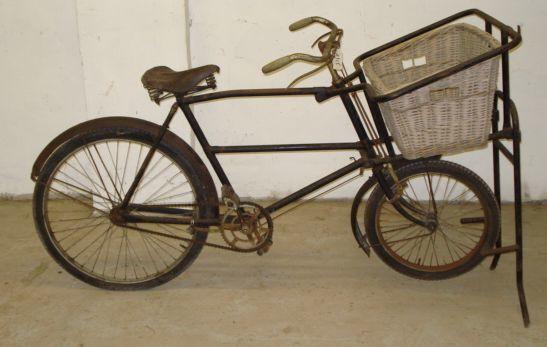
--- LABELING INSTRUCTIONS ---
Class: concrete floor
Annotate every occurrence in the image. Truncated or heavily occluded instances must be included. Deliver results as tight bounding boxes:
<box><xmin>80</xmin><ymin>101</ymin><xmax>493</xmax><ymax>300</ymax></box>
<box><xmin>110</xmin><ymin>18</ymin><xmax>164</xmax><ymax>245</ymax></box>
<box><xmin>0</xmin><ymin>200</ymin><xmax>546</xmax><ymax>346</ymax></box>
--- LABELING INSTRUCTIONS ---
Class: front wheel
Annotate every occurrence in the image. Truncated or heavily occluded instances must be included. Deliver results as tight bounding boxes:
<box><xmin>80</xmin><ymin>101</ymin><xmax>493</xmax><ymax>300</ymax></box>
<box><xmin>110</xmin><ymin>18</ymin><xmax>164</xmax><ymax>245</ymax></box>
<box><xmin>33</xmin><ymin>125</ymin><xmax>213</xmax><ymax>290</ymax></box>
<box><xmin>364</xmin><ymin>160</ymin><xmax>499</xmax><ymax>280</ymax></box>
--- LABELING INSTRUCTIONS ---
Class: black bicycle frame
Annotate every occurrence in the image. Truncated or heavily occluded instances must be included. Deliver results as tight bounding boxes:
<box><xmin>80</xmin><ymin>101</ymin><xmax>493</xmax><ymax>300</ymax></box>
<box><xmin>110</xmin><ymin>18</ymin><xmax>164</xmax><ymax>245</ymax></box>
<box><xmin>177</xmin><ymin>92</ymin><xmax>395</xmax><ymax>215</ymax></box>
<box><xmin>118</xmin><ymin>85</ymin><xmax>399</xmax><ymax>226</ymax></box>
<box><xmin>123</xmin><ymin>8</ymin><xmax>522</xmax><ymax>224</ymax></box>
<box><xmin>118</xmin><ymin>84</ymin><xmax>399</xmax><ymax>227</ymax></box>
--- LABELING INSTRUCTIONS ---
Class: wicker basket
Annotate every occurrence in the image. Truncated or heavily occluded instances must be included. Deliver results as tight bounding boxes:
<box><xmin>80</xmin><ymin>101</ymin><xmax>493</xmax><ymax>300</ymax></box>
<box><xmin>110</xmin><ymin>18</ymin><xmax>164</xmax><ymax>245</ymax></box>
<box><xmin>363</xmin><ymin>23</ymin><xmax>500</xmax><ymax>159</ymax></box>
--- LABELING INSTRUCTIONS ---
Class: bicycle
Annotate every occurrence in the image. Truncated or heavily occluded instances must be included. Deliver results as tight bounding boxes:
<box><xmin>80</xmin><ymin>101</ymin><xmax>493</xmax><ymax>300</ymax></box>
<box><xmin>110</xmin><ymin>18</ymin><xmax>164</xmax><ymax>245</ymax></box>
<box><xmin>31</xmin><ymin>9</ymin><xmax>530</xmax><ymax>326</ymax></box>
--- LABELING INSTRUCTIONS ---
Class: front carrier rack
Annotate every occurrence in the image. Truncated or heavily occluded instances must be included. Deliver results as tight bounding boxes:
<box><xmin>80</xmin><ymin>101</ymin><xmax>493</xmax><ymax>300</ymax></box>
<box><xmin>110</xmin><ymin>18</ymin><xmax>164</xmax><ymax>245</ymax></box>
<box><xmin>348</xmin><ymin>9</ymin><xmax>528</xmax><ymax>326</ymax></box>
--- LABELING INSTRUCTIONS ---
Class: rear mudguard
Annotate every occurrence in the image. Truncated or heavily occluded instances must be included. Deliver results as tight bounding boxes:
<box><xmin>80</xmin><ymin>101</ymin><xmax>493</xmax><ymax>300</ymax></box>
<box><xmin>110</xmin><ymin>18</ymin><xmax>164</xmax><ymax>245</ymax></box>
<box><xmin>31</xmin><ymin>116</ymin><xmax>219</xmax><ymax>219</ymax></box>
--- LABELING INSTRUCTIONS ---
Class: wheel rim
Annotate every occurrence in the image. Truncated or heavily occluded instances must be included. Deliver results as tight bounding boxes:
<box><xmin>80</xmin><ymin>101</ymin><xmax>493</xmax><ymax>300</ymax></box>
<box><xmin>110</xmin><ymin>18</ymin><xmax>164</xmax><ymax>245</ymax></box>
<box><xmin>375</xmin><ymin>171</ymin><xmax>489</xmax><ymax>272</ymax></box>
<box><xmin>42</xmin><ymin>138</ymin><xmax>198</xmax><ymax>284</ymax></box>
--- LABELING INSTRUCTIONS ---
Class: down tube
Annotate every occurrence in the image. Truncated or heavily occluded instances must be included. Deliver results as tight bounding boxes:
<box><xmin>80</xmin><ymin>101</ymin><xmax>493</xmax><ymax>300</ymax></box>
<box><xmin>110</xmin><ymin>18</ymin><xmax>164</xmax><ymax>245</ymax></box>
<box><xmin>265</xmin><ymin>158</ymin><xmax>368</xmax><ymax>214</ymax></box>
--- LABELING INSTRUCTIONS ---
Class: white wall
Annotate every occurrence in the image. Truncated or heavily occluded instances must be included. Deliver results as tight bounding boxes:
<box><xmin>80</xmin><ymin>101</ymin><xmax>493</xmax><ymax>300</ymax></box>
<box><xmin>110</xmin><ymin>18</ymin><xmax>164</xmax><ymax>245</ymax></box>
<box><xmin>188</xmin><ymin>0</ymin><xmax>547</xmax><ymax>201</ymax></box>
<box><xmin>1</xmin><ymin>0</ymin><xmax>546</xmax><ymax>201</ymax></box>
<box><xmin>0</xmin><ymin>0</ymin><xmax>189</xmax><ymax>197</ymax></box>
<box><xmin>0</xmin><ymin>0</ymin><xmax>87</xmax><ymax>196</ymax></box>
<box><xmin>75</xmin><ymin>0</ymin><xmax>189</xmax><ymax>120</ymax></box>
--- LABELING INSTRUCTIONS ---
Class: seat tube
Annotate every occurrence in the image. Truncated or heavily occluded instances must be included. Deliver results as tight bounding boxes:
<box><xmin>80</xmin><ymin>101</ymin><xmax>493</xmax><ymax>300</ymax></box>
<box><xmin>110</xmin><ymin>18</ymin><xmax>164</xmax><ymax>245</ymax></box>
<box><xmin>178</xmin><ymin>101</ymin><xmax>231</xmax><ymax>185</ymax></box>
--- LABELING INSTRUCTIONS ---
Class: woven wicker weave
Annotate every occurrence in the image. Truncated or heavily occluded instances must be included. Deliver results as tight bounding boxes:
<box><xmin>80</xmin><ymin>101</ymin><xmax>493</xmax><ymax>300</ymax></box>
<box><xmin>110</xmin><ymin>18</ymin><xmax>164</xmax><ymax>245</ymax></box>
<box><xmin>363</xmin><ymin>23</ymin><xmax>500</xmax><ymax>159</ymax></box>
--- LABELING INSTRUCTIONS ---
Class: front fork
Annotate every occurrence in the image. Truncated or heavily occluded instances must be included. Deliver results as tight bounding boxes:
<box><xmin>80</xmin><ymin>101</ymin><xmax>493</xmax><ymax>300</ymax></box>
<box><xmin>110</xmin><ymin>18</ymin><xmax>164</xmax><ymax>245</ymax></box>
<box><xmin>372</xmin><ymin>164</ymin><xmax>430</xmax><ymax>228</ymax></box>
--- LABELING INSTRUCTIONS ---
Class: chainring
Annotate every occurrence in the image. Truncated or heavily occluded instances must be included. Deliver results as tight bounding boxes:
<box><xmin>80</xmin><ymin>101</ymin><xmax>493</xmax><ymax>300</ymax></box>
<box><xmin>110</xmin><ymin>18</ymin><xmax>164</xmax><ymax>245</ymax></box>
<box><xmin>220</xmin><ymin>201</ymin><xmax>273</xmax><ymax>253</ymax></box>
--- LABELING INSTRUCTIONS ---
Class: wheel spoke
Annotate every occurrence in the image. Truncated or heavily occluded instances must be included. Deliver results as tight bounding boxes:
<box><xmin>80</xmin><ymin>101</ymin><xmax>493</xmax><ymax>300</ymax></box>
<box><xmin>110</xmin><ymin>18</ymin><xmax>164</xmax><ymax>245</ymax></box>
<box><xmin>84</xmin><ymin>147</ymin><xmax>116</xmax><ymax>205</ymax></box>
<box><xmin>373</xmin><ymin>165</ymin><xmax>491</xmax><ymax>274</ymax></box>
<box><xmin>93</xmin><ymin>144</ymin><xmax>123</xmax><ymax>202</ymax></box>
<box><xmin>40</xmin><ymin>138</ymin><xmax>199</xmax><ymax>285</ymax></box>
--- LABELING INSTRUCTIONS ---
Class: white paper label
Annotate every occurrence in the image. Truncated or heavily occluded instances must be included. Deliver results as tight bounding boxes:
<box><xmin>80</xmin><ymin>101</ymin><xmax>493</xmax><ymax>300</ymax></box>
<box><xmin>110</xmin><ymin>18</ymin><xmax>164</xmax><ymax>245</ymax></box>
<box><xmin>414</xmin><ymin>56</ymin><xmax>427</xmax><ymax>66</ymax></box>
<box><xmin>402</xmin><ymin>59</ymin><xmax>414</xmax><ymax>69</ymax></box>
<box><xmin>402</xmin><ymin>56</ymin><xmax>427</xmax><ymax>70</ymax></box>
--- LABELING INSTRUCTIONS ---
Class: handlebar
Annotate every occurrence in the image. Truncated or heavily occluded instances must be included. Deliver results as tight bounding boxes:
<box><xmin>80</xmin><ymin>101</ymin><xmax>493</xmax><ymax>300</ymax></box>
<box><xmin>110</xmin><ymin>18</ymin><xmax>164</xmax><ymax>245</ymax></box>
<box><xmin>289</xmin><ymin>16</ymin><xmax>337</xmax><ymax>31</ymax></box>
<box><xmin>289</xmin><ymin>17</ymin><xmax>316</xmax><ymax>31</ymax></box>
<box><xmin>262</xmin><ymin>16</ymin><xmax>338</xmax><ymax>74</ymax></box>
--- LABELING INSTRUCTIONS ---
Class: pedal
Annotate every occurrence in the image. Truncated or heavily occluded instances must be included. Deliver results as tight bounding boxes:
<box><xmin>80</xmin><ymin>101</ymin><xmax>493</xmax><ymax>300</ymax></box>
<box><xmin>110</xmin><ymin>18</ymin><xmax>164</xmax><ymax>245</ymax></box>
<box><xmin>257</xmin><ymin>240</ymin><xmax>273</xmax><ymax>256</ymax></box>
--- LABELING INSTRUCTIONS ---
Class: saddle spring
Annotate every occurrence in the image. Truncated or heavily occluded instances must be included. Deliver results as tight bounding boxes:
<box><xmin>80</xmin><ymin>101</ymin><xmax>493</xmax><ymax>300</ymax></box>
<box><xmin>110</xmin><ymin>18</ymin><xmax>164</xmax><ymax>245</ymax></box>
<box><xmin>205</xmin><ymin>74</ymin><xmax>217</xmax><ymax>89</ymax></box>
<box><xmin>186</xmin><ymin>73</ymin><xmax>218</xmax><ymax>94</ymax></box>
<box><xmin>145</xmin><ymin>87</ymin><xmax>172</xmax><ymax>105</ymax></box>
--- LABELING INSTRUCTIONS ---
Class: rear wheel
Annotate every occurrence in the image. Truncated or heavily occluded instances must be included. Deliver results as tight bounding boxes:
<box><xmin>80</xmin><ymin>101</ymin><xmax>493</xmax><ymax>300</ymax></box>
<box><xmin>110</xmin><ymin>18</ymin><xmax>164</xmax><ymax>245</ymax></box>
<box><xmin>33</xmin><ymin>125</ymin><xmax>212</xmax><ymax>290</ymax></box>
<box><xmin>364</xmin><ymin>160</ymin><xmax>499</xmax><ymax>280</ymax></box>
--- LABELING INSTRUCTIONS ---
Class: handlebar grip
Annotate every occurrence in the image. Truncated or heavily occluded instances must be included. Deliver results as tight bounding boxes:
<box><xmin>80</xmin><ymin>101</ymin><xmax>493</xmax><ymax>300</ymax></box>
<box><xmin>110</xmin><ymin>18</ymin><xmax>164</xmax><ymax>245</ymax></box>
<box><xmin>289</xmin><ymin>17</ymin><xmax>315</xmax><ymax>31</ymax></box>
<box><xmin>262</xmin><ymin>55</ymin><xmax>293</xmax><ymax>73</ymax></box>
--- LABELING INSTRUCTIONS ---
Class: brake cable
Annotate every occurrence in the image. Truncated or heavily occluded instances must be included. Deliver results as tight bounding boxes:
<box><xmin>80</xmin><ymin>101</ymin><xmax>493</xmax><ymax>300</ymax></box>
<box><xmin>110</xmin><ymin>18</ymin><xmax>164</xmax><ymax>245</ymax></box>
<box><xmin>287</xmin><ymin>59</ymin><xmax>332</xmax><ymax>88</ymax></box>
<box><xmin>339</xmin><ymin>63</ymin><xmax>404</xmax><ymax>201</ymax></box>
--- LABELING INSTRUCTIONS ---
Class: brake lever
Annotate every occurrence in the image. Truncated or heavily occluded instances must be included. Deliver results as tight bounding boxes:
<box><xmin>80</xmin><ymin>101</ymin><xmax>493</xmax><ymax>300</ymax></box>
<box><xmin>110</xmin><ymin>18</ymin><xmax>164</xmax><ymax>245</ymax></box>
<box><xmin>311</xmin><ymin>31</ymin><xmax>332</xmax><ymax>49</ymax></box>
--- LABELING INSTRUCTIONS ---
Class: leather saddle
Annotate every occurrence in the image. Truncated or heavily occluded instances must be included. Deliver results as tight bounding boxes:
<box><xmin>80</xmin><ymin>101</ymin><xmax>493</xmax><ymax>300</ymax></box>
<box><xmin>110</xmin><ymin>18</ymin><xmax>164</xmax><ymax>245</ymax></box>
<box><xmin>141</xmin><ymin>64</ymin><xmax>220</xmax><ymax>96</ymax></box>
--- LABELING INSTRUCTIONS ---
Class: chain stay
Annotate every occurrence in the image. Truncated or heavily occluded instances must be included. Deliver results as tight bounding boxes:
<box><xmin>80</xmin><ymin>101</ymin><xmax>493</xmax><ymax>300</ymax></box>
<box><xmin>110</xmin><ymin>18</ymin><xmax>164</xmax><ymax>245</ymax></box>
<box><xmin>120</xmin><ymin>202</ymin><xmax>273</xmax><ymax>253</ymax></box>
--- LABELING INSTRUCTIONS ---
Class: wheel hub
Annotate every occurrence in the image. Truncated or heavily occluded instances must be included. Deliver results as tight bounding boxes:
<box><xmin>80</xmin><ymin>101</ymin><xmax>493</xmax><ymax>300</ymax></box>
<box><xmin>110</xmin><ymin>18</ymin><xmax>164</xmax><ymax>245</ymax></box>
<box><xmin>424</xmin><ymin>212</ymin><xmax>438</xmax><ymax>231</ymax></box>
<box><xmin>109</xmin><ymin>206</ymin><xmax>126</xmax><ymax>226</ymax></box>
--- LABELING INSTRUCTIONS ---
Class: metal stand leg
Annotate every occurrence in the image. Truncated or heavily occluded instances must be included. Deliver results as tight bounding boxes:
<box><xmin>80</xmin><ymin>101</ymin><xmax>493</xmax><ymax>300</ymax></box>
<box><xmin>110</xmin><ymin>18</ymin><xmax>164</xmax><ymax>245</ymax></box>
<box><xmin>513</xmin><ymin>131</ymin><xmax>530</xmax><ymax>327</ymax></box>
<box><xmin>488</xmin><ymin>92</ymin><xmax>530</xmax><ymax>327</ymax></box>
<box><xmin>490</xmin><ymin>103</ymin><xmax>502</xmax><ymax>270</ymax></box>
<box><xmin>484</xmin><ymin>23</ymin><xmax>528</xmax><ymax>326</ymax></box>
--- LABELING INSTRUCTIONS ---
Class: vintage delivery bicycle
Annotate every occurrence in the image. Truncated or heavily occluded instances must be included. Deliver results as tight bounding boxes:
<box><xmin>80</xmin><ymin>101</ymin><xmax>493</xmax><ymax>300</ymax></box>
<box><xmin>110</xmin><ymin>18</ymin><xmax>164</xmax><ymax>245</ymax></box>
<box><xmin>30</xmin><ymin>9</ymin><xmax>530</xmax><ymax>325</ymax></box>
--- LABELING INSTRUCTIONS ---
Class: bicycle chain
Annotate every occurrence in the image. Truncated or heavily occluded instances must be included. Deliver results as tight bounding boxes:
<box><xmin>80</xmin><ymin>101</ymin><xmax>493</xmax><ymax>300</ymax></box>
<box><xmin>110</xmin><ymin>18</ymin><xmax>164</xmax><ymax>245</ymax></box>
<box><xmin>122</xmin><ymin>223</ymin><xmax>271</xmax><ymax>253</ymax></box>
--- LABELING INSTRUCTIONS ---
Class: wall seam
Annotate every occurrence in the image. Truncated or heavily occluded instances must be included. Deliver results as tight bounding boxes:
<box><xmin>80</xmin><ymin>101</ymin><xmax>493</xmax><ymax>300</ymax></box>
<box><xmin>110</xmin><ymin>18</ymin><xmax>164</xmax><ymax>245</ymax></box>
<box><xmin>73</xmin><ymin>0</ymin><xmax>89</xmax><ymax>119</ymax></box>
<box><xmin>184</xmin><ymin>0</ymin><xmax>196</xmax><ymax>149</ymax></box>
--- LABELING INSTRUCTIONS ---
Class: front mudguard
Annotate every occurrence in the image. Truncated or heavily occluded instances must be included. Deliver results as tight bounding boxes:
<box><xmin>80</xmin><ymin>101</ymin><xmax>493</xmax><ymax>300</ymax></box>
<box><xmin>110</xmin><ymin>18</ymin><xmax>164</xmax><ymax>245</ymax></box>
<box><xmin>31</xmin><ymin>116</ymin><xmax>219</xmax><ymax>220</ymax></box>
<box><xmin>350</xmin><ymin>175</ymin><xmax>378</xmax><ymax>256</ymax></box>
<box><xmin>350</xmin><ymin>156</ymin><xmax>442</xmax><ymax>256</ymax></box>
